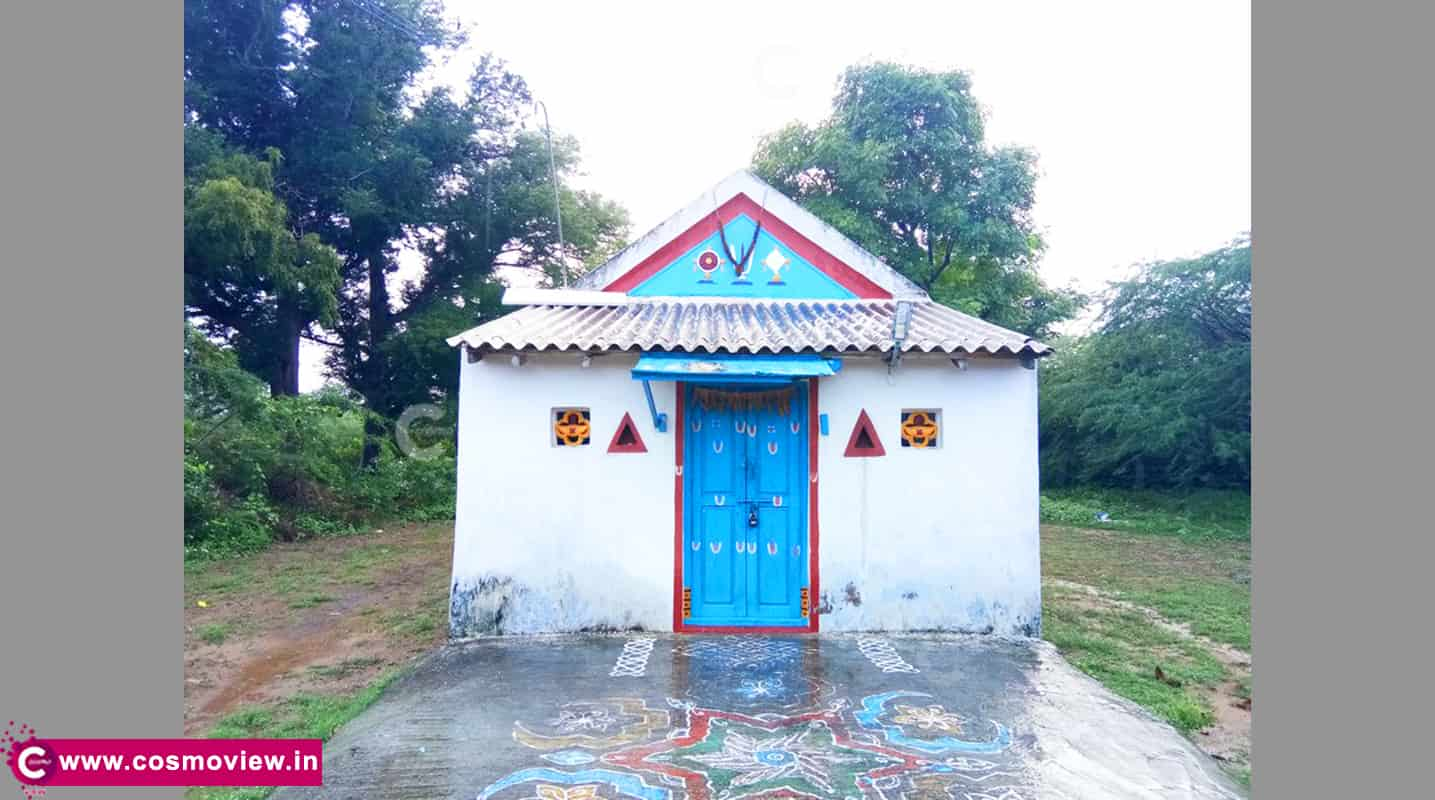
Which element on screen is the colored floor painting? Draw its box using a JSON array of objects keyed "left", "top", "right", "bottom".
[
  {"left": 269, "top": 634, "right": 1244, "bottom": 800},
  {"left": 482, "top": 636, "right": 1036, "bottom": 800}
]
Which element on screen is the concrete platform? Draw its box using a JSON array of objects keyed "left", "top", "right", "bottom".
[{"left": 273, "top": 634, "right": 1244, "bottom": 800}]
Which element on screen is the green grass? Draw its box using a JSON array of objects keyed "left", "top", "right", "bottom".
[
  {"left": 1043, "top": 591, "right": 1227, "bottom": 733},
  {"left": 185, "top": 563, "right": 255, "bottom": 598},
  {"left": 1041, "top": 487, "right": 1250, "bottom": 541},
  {"left": 287, "top": 592, "right": 335, "bottom": 609},
  {"left": 338, "top": 543, "right": 398, "bottom": 581},
  {"left": 383, "top": 594, "right": 445, "bottom": 641},
  {"left": 1043, "top": 525, "right": 1251, "bottom": 652},
  {"left": 307, "top": 657, "right": 384, "bottom": 679},
  {"left": 187, "top": 672, "right": 402, "bottom": 800},
  {"left": 267, "top": 561, "right": 320, "bottom": 596},
  {"left": 1040, "top": 488, "right": 1252, "bottom": 788},
  {"left": 208, "top": 671, "right": 399, "bottom": 739},
  {"left": 196, "top": 623, "right": 232, "bottom": 645},
  {"left": 1121, "top": 582, "right": 1251, "bottom": 651}
]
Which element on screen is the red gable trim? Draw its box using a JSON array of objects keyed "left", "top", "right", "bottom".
[{"left": 602, "top": 193, "right": 892, "bottom": 298}]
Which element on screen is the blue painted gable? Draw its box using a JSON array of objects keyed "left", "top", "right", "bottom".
[{"left": 628, "top": 215, "right": 857, "bottom": 299}]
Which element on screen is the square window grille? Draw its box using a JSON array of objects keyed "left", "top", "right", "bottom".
[
  {"left": 900, "top": 409, "right": 940, "bottom": 449},
  {"left": 552, "top": 408, "right": 592, "bottom": 447}
]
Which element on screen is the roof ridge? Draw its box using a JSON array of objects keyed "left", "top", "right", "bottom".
[{"left": 446, "top": 295, "right": 1049, "bottom": 356}]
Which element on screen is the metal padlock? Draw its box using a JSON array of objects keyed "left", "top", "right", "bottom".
[{"left": 747, "top": 508, "right": 759, "bottom": 528}]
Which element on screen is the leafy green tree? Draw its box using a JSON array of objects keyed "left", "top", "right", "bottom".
[
  {"left": 752, "top": 63, "right": 1080, "bottom": 337},
  {"left": 309, "top": 73, "right": 629, "bottom": 462},
  {"left": 1040, "top": 238, "right": 1251, "bottom": 489},
  {"left": 369, "top": 131, "right": 629, "bottom": 403},
  {"left": 184, "top": 126, "right": 343, "bottom": 395},
  {"left": 185, "top": 0, "right": 629, "bottom": 458}
]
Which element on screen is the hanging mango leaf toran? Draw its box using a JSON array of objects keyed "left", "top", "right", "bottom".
[{"left": 694, "top": 386, "right": 794, "bottom": 415}]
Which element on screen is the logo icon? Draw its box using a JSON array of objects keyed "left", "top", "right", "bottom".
[{"left": 4, "top": 722, "right": 52, "bottom": 799}]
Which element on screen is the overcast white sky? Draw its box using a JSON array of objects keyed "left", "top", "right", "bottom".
[{"left": 301, "top": 1, "right": 1250, "bottom": 390}]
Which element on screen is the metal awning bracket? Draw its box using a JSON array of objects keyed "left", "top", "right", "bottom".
[{"left": 642, "top": 379, "right": 668, "bottom": 432}]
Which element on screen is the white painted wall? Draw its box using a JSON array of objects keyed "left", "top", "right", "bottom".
[
  {"left": 451, "top": 352, "right": 677, "bottom": 635},
  {"left": 815, "top": 355, "right": 1042, "bottom": 635},
  {"left": 450, "top": 351, "right": 1040, "bottom": 637}
]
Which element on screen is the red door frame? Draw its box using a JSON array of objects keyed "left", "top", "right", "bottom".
[{"left": 672, "top": 378, "right": 821, "bottom": 634}]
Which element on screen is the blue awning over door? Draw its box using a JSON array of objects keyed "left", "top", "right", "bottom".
[{"left": 631, "top": 352, "right": 842, "bottom": 384}]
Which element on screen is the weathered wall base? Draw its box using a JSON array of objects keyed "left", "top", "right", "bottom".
[{"left": 449, "top": 567, "right": 670, "bottom": 638}]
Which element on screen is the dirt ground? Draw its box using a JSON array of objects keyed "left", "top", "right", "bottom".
[{"left": 182, "top": 523, "right": 454, "bottom": 735}]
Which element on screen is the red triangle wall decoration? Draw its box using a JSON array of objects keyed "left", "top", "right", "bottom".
[
  {"left": 843, "top": 409, "right": 886, "bottom": 457},
  {"left": 607, "top": 412, "right": 648, "bottom": 453}
]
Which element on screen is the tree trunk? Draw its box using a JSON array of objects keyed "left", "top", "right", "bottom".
[
  {"left": 360, "top": 249, "right": 392, "bottom": 468},
  {"left": 269, "top": 298, "right": 303, "bottom": 396},
  {"left": 361, "top": 415, "right": 386, "bottom": 470}
]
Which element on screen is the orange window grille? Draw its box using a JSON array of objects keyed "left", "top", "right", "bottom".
[
  {"left": 553, "top": 408, "right": 592, "bottom": 447},
  {"left": 900, "top": 410, "right": 939, "bottom": 448}
]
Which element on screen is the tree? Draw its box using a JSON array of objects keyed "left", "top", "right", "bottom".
[
  {"left": 184, "top": 0, "right": 463, "bottom": 395},
  {"left": 1040, "top": 238, "right": 1251, "bottom": 489},
  {"left": 183, "top": 126, "right": 343, "bottom": 395},
  {"left": 184, "top": 0, "right": 630, "bottom": 450},
  {"left": 373, "top": 131, "right": 629, "bottom": 406},
  {"left": 752, "top": 63, "right": 1080, "bottom": 337},
  {"left": 326, "top": 126, "right": 631, "bottom": 463}
]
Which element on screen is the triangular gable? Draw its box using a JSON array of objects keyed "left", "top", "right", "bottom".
[
  {"left": 627, "top": 211, "right": 856, "bottom": 299},
  {"left": 577, "top": 171, "right": 928, "bottom": 301}
]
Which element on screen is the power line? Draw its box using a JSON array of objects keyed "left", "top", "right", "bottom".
[
  {"left": 342, "top": 0, "right": 424, "bottom": 41},
  {"left": 534, "top": 100, "right": 567, "bottom": 287}
]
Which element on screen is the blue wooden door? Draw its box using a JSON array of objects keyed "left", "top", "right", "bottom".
[{"left": 684, "top": 384, "right": 807, "bottom": 627}]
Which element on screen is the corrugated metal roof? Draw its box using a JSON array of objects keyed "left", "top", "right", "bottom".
[{"left": 446, "top": 298, "right": 1050, "bottom": 357}]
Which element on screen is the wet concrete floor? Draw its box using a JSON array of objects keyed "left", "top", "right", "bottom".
[{"left": 273, "top": 634, "right": 1245, "bottom": 800}]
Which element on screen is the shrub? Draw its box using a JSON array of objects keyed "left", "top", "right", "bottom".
[
  {"left": 185, "top": 492, "right": 278, "bottom": 560},
  {"left": 184, "top": 324, "right": 456, "bottom": 560},
  {"left": 344, "top": 453, "right": 457, "bottom": 522},
  {"left": 1040, "top": 240, "right": 1249, "bottom": 490}
]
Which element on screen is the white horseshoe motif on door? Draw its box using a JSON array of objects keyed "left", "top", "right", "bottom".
[
  {"left": 733, "top": 420, "right": 745, "bottom": 435},
  {"left": 692, "top": 540, "right": 701, "bottom": 551},
  {"left": 791, "top": 544, "right": 801, "bottom": 558},
  {"left": 715, "top": 495, "right": 726, "bottom": 506},
  {"left": 747, "top": 540, "right": 757, "bottom": 552},
  {"left": 767, "top": 441, "right": 779, "bottom": 456},
  {"left": 710, "top": 541, "right": 722, "bottom": 554},
  {"left": 691, "top": 418, "right": 701, "bottom": 432},
  {"left": 734, "top": 541, "right": 745, "bottom": 554},
  {"left": 790, "top": 421, "right": 801, "bottom": 434},
  {"left": 767, "top": 541, "right": 778, "bottom": 556},
  {"left": 747, "top": 424, "right": 757, "bottom": 438},
  {"left": 713, "top": 440, "right": 723, "bottom": 454},
  {"left": 772, "top": 496, "right": 783, "bottom": 507}
]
